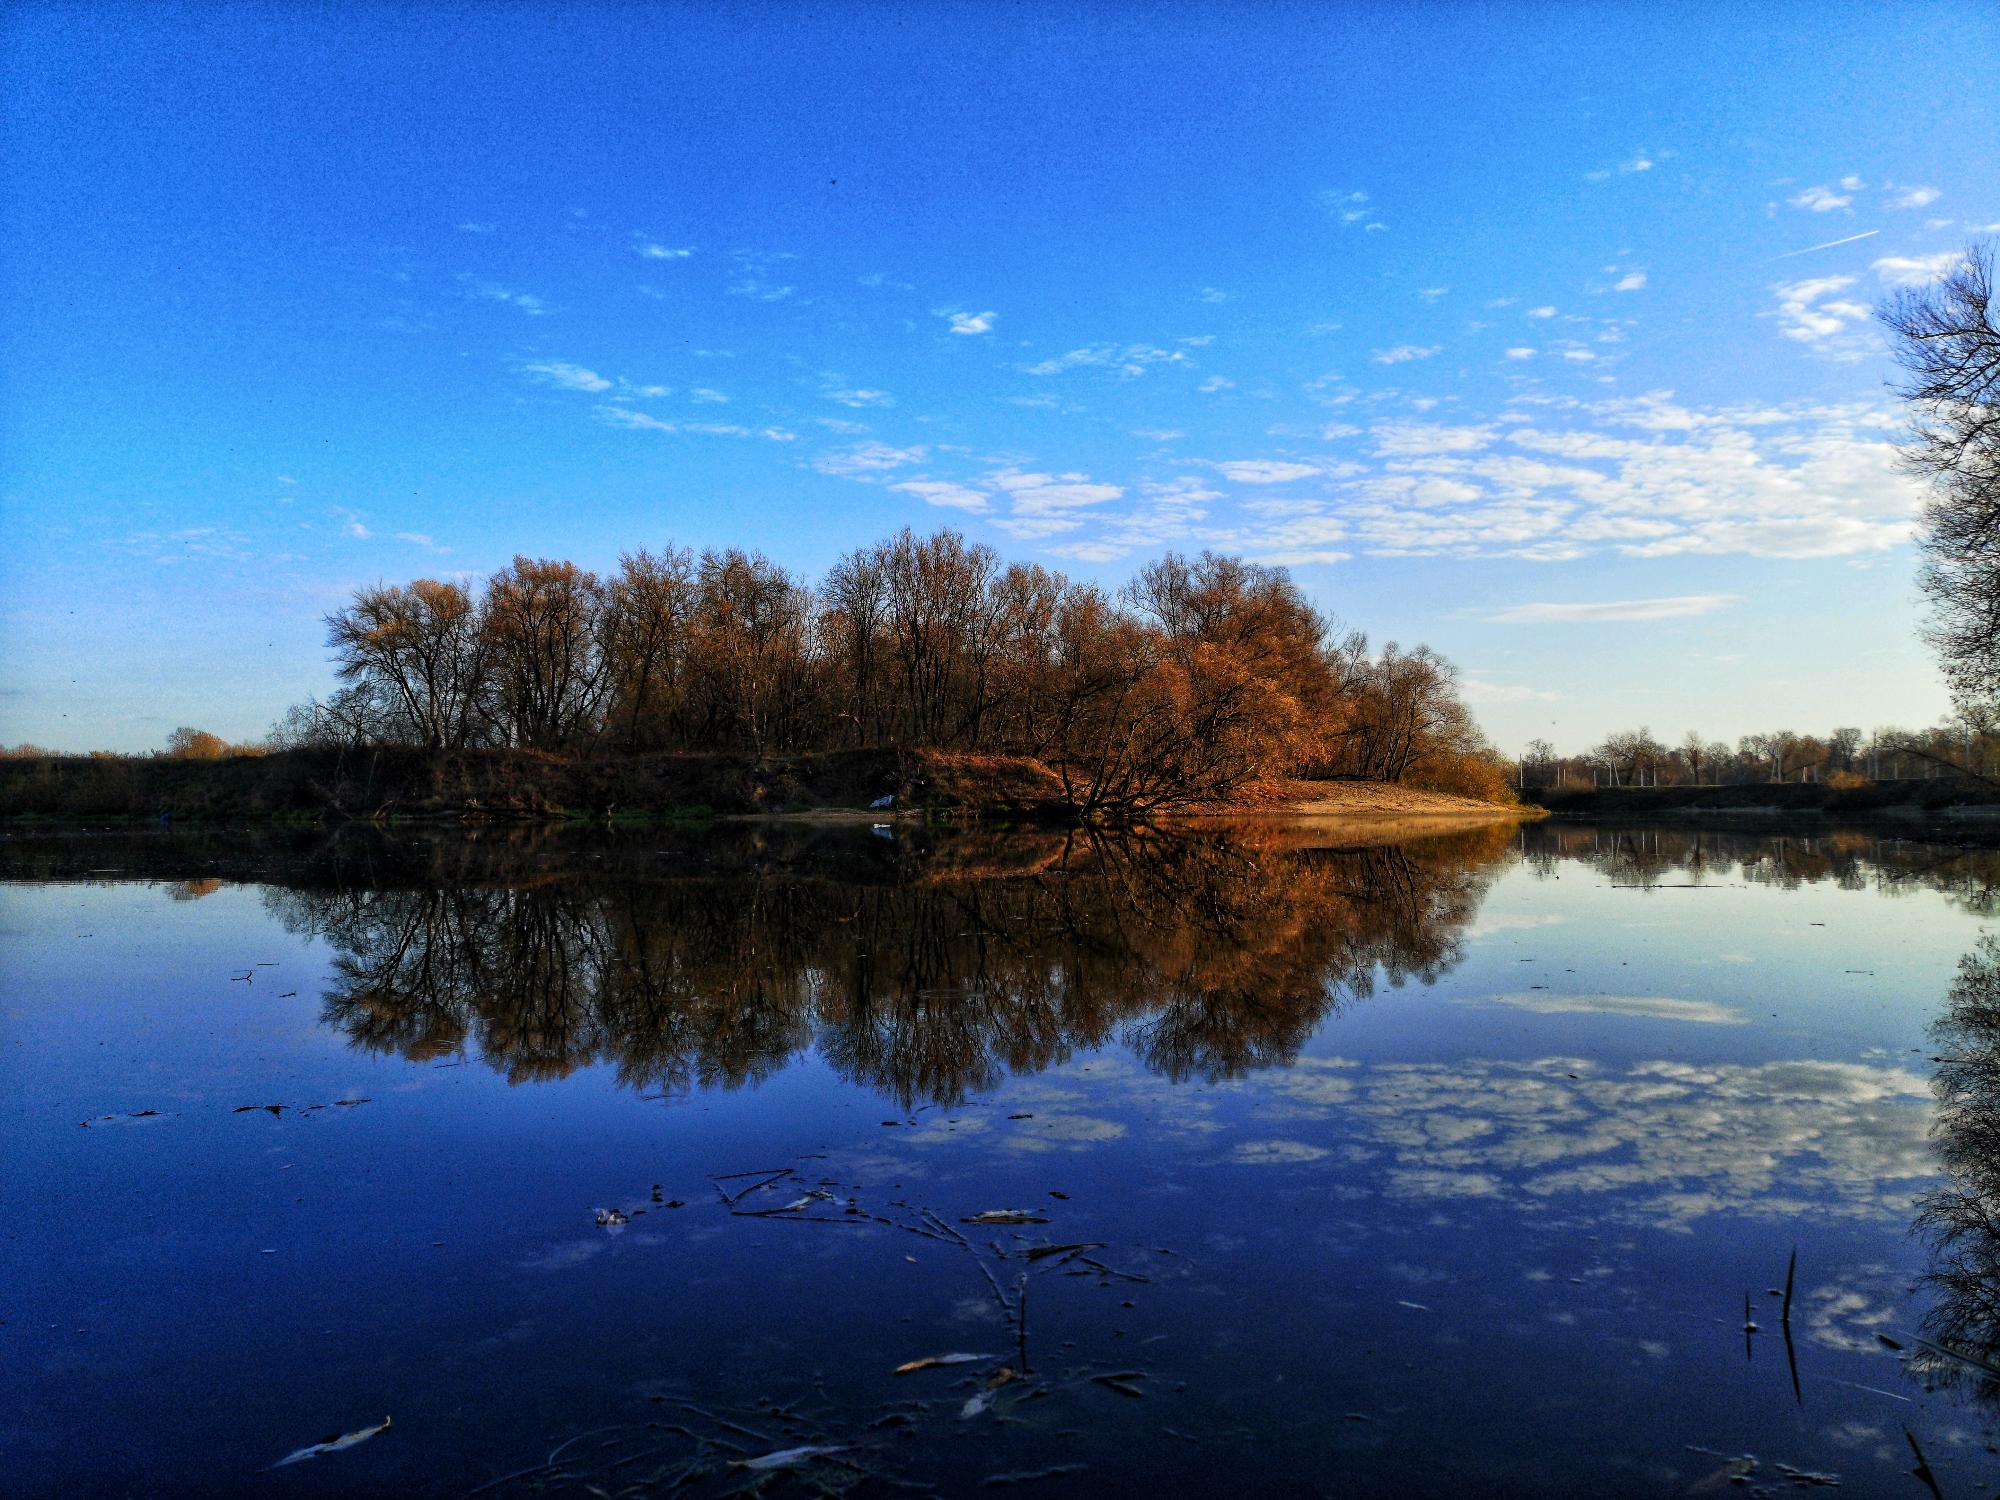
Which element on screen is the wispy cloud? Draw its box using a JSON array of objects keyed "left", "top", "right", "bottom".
[
  {"left": 1771, "top": 275, "right": 1872, "bottom": 358},
  {"left": 811, "top": 441, "right": 926, "bottom": 475},
  {"left": 637, "top": 242, "right": 693, "bottom": 260},
  {"left": 1789, "top": 183, "right": 1856, "bottom": 213},
  {"left": 823, "top": 387, "right": 895, "bottom": 408},
  {"left": 1586, "top": 150, "right": 1663, "bottom": 181},
  {"left": 524, "top": 360, "right": 612, "bottom": 393},
  {"left": 1371, "top": 344, "right": 1441, "bottom": 365},
  {"left": 1459, "top": 678, "right": 1560, "bottom": 705},
  {"left": 1024, "top": 344, "right": 1189, "bottom": 378},
  {"left": 1889, "top": 185, "right": 1941, "bottom": 210},
  {"left": 1212, "top": 460, "right": 1320, "bottom": 484},
  {"left": 1872, "top": 251, "right": 1963, "bottom": 287},
  {"left": 1482, "top": 993, "right": 1745, "bottom": 1024},
  {"left": 463, "top": 278, "right": 547, "bottom": 315},
  {"left": 1318, "top": 188, "right": 1384, "bottom": 231},
  {"left": 1613, "top": 270, "right": 1647, "bottom": 292},
  {"left": 891, "top": 479, "right": 990, "bottom": 512},
  {"left": 1489, "top": 595, "right": 1741, "bottom": 624},
  {"left": 938, "top": 309, "right": 996, "bottom": 335}
]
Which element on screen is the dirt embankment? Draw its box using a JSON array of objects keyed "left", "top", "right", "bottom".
[{"left": 0, "top": 748, "right": 1525, "bottom": 826}]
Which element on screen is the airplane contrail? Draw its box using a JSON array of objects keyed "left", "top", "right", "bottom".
[{"left": 1772, "top": 229, "right": 1880, "bottom": 260}]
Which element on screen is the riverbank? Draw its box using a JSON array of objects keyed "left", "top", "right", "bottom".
[
  {"left": 1524, "top": 780, "right": 2000, "bottom": 821},
  {"left": 0, "top": 747, "right": 1527, "bottom": 826}
]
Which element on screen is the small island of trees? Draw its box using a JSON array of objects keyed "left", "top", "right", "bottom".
[{"left": 264, "top": 530, "right": 1508, "bottom": 817}]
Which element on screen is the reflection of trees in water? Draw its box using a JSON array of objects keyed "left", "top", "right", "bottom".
[
  {"left": 265, "top": 824, "right": 1512, "bottom": 1105},
  {"left": 1916, "top": 935, "right": 2000, "bottom": 1402},
  {"left": 1519, "top": 823, "right": 2000, "bottom": 914}
]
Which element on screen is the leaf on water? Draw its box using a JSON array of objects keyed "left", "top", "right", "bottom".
[
  {"left": 962, "top": 1211, "right": 1050, "bottom": 1225},
  {"left": 960, "top": 1390, "right": 996, "bottom": 1420},
  {"left": 983, "top": 1366, "right": 1017, "bottom": 1391},
  {"left": 1024, "top": 1242, "right": 1104, "bottom": 1262},
  {"left": 234, "top": 1105, "right": 287, "bottom": 1117},
  {"left": 266, "top": 1415, "right": 391, "bottom": 1469},
  {"left": 729, "top": 1444, "right": 845, "bottom": 1472},
  {"left": 1877, "top": 1333, "right": 1906, "bottom": 1351},
  {"left": 1091, "top": 1372, "right": 1145, "bottom": 1399},
  {"left": 894, "top": 1352, "right": 990, "bottom": 1375}
]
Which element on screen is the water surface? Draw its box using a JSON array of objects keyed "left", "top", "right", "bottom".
[{"left": 8, "top": 821, "right": 2000, "bottom": 1496}]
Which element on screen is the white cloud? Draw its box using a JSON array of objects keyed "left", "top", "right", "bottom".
[
  {"left": 1872, "top": 251, "right": 1962, "bottom": 287},
  {"left": 464, "top": 278, "right": 546, "bottom": 314},
  {"left": 1790, "top": 184, "right": 1854, "bottom": 213},
  {"left": 690, "top": 387, "right": 729, "bottom": 403},
  {"left": 1318, "top": 189, "right": 1382, "bottom": 229},
  {"left": 637, "top": 242, "right": 693, "bottom": 260},
  {"left": 1587, "top": 152, "right": 1660, "bottom": 180},
  {"left": 1198, "top": 375, "right": 1236, "bottom": 394},
  {"left": 1771, "top": 275, "right": 1873, "bottom": 357},
  {"left": 1372, "top": 344, "right": 1441, "bottom": 365},
  {"left": 599, "top": 406, "right": 678, "bottom": 433},
  {"left": 1417, "top": 287, "right": 1450, "bottom": 302},
  {"left": 1213, "top": 460, "right": 1320, "bottom": 484},
  {"left": 1505, "top": 347, "right": 1537, "bottom": 360},
  {"left": 1488, "top": 595, "right": 1740, "bottom": 624},
  {"left": 1889, "top": 185, "right": 1941, "bottom": 210},
  {"left": 1525, "top": 306, "right": 1557, "bottom": 320},
  {"left": 991, "top": 468, "right": 1123, "bottom": 514},
  {"left": 939, "top": 309, "right": 996, "bottom": 335},
  {"left": 824, "top": 388, "right": 895, "bottom": 408},
  {"left": 1613, "top": 271, "right": 1647, "bottom": 292},
  {"left": 1198, "top": 287, "right": 1230, "bottom": 303},
  {"left": 727, "top": 277, "right": 794, "bottom": 301},
  {"left": 891, "top": 479, "right": 990, "bottom": 512},
  {"left": 1373, "top": 424, "right": 1496, "bottom": 456},
  {"left": 524, "top": 361, "right": 611, "bottom": 393},
  {"left": 811, "top": 441, "right": 927, "bottom": 476},
  {"left": 1025, "top": 344, "right": 1190, "bottom": 378},
  {"left": 1482, "top": 993, "right": 1746, "bottom": 1024}
]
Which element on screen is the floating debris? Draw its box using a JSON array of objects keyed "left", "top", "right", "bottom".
[
  {"left": 594, "top": 1208, "right": 630, "bottom": 1227},
  {"left": 962, "top": 1210, "right": 1050, "bottom": 1226},
  {"left": 730, "top": 1444, "right": 846, "bottom": 1472},
  {"left": 265, "top": 1415, "right": 390, "bottom": 1469},
  {"left": 894, "top": 1352, "right": 990, "bottom": 1375},
  {"left": 1090, "top": 1371, "right": 1145, "bottom": 1399}
]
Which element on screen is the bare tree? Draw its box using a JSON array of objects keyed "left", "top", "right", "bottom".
[
  {"left": 1882, "top": 241, "right": 2000, "bottom": 707},
  {"left": 325, "top": 580, "right": 489, "bottom": 749}
]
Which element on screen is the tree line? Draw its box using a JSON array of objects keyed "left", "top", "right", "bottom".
[
  {"left": 266, "top": 529, "right": 1506, "bottom": 813},
  {"left": 1520, "top": 721, "right": 2000, "bottom": 790}
]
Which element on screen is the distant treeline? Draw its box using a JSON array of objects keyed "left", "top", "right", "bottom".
[
  {"left": 245, "top": 529, "right": 1506, "bottom": 814},
  {"left": 1520, "top": 722, "right": 2000, "bottom": 791}
]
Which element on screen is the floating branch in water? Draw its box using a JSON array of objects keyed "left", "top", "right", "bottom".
[{"left": 264, "top": 1415, "right": 390, "bottom": 1470}]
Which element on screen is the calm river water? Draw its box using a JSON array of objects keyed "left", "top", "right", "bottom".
[{"left": 8, "top": 820, "right": 2000, "bottom": 1497}]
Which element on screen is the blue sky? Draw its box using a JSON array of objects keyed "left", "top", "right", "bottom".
[{"left": 3, "top": 1, "right": 1996, "bottom": 754}]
